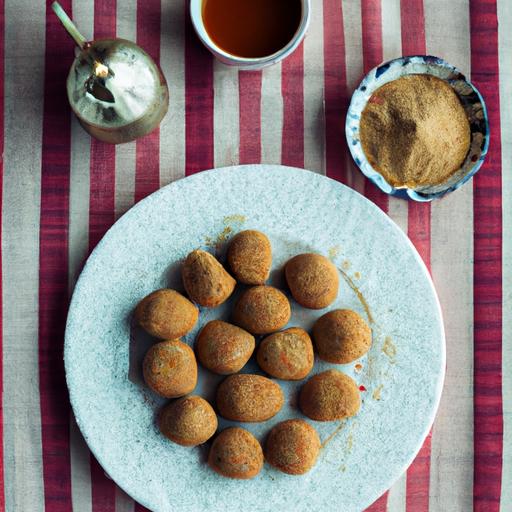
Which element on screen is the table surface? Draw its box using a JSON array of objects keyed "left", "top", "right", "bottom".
[{"left": 0, "top": 1, "right": 510, "bottom": 512}]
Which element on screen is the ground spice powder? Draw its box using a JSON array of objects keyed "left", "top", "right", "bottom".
[{"left": 359, "top": 74, "right": 471, "bottom": 188}]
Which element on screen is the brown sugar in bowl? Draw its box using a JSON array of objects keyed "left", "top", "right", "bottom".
[{"left": 359, "top": 74, "right": 470, "bottom": 189}]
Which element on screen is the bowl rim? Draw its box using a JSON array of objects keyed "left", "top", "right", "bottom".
[{"left": 345, "top": 54, "right": 490, "bottom": 202}]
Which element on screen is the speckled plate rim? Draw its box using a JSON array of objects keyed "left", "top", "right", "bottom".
[
  {"left": 65, "top": 165, "right": 446, "bottom": 512},
  {"left": 346, "top": 55, "right": 490, "bottom": 202}
]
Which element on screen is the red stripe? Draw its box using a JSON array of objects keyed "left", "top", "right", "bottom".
[
  {"left": 323, "top": 0, "right": 348, "bottom": 184},
  {"left": 89, "top": 0, "right": 116, "bottom": 251},
  {"left": 400, "top": 1, "right": 432, "bottom": 510},
  {"left": 239, "top": 71, "right": 262, "bottom": 164},
  {"left": 470, "top": 0, "right": 503, "bottom": 509},
  {"left": 185, "top": 4, "right": 214, "bottom": 175},
  {"left": 135, "top": 0, "right": 162, "bottom": 201},
  {"left": 406, "top": 431, "right": 433, "bottom": 510},
  {"left": 281, "top": 43, "right": 304, "bottom": 168},
  {"left": 39, "top": 1, "right": 74, "bottom": 509},
  {"left": 0, "top": 0, "right": 5, "bottom": 507},
  {"left": 361, "top": 0, "right": 388, "bottom": 213},
  {"left": 360, "top": 4, "right": 388, "bottom": 508},
  {"left": 365, "top": 492, "right": 388, "bottom": 512},
  {"left": 400, "top": 0, "right": 426, "bottom": 54},
  {"left": 88, "top": 4, "right": 117, "bottom": 510},
  {"left": 89, "top": 140, "right": 116, "bottom": 250}
]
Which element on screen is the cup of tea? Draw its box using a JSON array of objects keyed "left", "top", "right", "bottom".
[{"left": 190, "top": 0, "right": 311, "bottom": 70}]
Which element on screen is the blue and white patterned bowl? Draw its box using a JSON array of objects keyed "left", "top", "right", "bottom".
[{"left": 346, "top": 55, "right": 489, "bottom": 202}]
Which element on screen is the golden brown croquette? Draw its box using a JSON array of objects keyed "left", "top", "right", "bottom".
[
  {"left": 232, "top": 285, "right": 291, "bottom": 334},
  {"left": 182, "top": 250, "right": 236, "bottom": 307},
  {"left": 300, "top": 369, "right": 361, "bottom": 421},
  {"left": 143, "top": 340, "right": 197, "bottom": 398},
  {"left": 196, "top": 320, "right": 255, "bottom": 375},
  {"left": 313, "top": 309, "right": 372, "bottom": 363},
  {"left": 227, "top": 230, "right": 272, "bottom": 285},
  {"left": 208, "top": 427, "right": 264, "bottom": 479},
  {"left": 257, "top": 327, "right": 314, "bottom": 380},
  {"left": 285, "top": 253, "right": 339, "bottom": 309},
  {"left": 159, "top": 395, "right": 217, "bottom": 446},
  {"left": 134, "top": 289, "right": 198, "bottom": 339},
  {"left": 216, "top": 374, "right": 284, "bottom": 422},
  {"left": 265, "top": 419, "right": 321, "bottom": 475}
]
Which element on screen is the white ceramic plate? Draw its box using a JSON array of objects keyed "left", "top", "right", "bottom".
[{"left": 65, "top": 165, "right": 445, "bottom": 512}]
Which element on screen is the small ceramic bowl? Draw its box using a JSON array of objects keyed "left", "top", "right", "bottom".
[
  {"left": 189, "top": 0, "right": 311, "bottom": 70},
  {"left": 346, "top": 55, "right": 489, "bottom": 201}
]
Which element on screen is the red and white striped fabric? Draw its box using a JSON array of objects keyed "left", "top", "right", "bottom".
[{"left": 0, "top": 0, "right": 509, "bottom": 510}]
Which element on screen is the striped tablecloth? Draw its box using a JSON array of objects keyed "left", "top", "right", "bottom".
[{"left": 1, "top": 0, "right": 509, "bottom": 511}]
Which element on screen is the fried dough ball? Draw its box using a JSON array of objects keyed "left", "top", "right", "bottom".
[
  {"left": 313, "top": 309, "right": 372, "bottom": 363},
  {"left": 143, "top": 340, "right": 197, "bottom": 398},
  {"left": 134, "top": 289, "right": 198, "bottom": 339},
  {"left": 285, "top": 253, "right": 339, "bottom": 309},
  {"left": 227, "top": 230, "right": 272, "bottom": 285},
  {"left": 257, "top": 327, "right": 314, "bottom": 380},
  {"left": 208, "top": 427, "right": 264, "bottom": 479},
  {"left": 159, "top": 395, "right": 217, "bottom": 446},
  {"left": 232, "top": 286, "right": 291, "bottom": 335},
  {"left": 182, "top": 250, "right": 236, "bottom": 307},
  {"left": 216, "top": 374, "right": 284, "bottom": 422},
  {"left": 300, "top": 369, "right": 361, "bottom": 421},
  {"left": 196, "top": 320, "right": 255, "bottom": 375},
  {"left": 265, "top": 419, "right": 321, "bottom": 475}
]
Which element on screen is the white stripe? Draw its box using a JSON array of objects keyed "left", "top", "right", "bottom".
[
  {"left": 425, "top": 0, "right": 474, "bottom": 510},
  {"left": 2, "top": 0, "right": 46, "bottom": 510},
  {"left": 68, "top": 2, "right": 94, "bottom": 511},
  {"left": 213, "top": 61, "right": 239, "bottom": 168},
  {"left": 261, "top": 63, "right": 283, "bottom": 164},
  {"left": 387, "top": 473, "right": 407, "bottom": 512},
  {"left": 114, "top": 3, "right": 139, "bottom": 510},
  {"left": 160, "top": 0, "right": 187, "bottom": 185},
  {"left": 341, "top": 0, "right": 364, "bottom": 193},
  {"left": 303, "top": 0, "right": 324, "bottom": 173},
  {"left": 70, "top": 416, "right": 93, "bottom": 512},
  {"left": 380, "top": 1, "right": 407, "bottom": 508},
  {"left": 387, "top": 199, "right": 408, "bottom": 235},
  {"left": 115, "top": 0, "right": 137, "bottom": 219},
  {"left": 68, "top": 98, "right": 93, "bottom": 512},
  {"left": 498, "top": 0, "right": 512, "bottom": 509},
  {"left": 381, "top": 0, "right": 402, "bottom": 61},
  {"left": 115, "top": 142, "right": 137, "bottom": 219},
  {"left": 69, "top": 117, "right": 91, "bottom": 288}
]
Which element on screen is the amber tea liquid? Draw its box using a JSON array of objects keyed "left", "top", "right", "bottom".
[{"left": 202, "top": 0, "right": 302, "bottom": 58}]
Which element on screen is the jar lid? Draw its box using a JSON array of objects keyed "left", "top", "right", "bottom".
[{"left": 67, "top": 38, "right": 163, "bottom": 128}]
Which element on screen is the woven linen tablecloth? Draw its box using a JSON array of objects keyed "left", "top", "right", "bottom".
[{"left": 1, "top": 0, "right": 510, "bottom": 511}]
